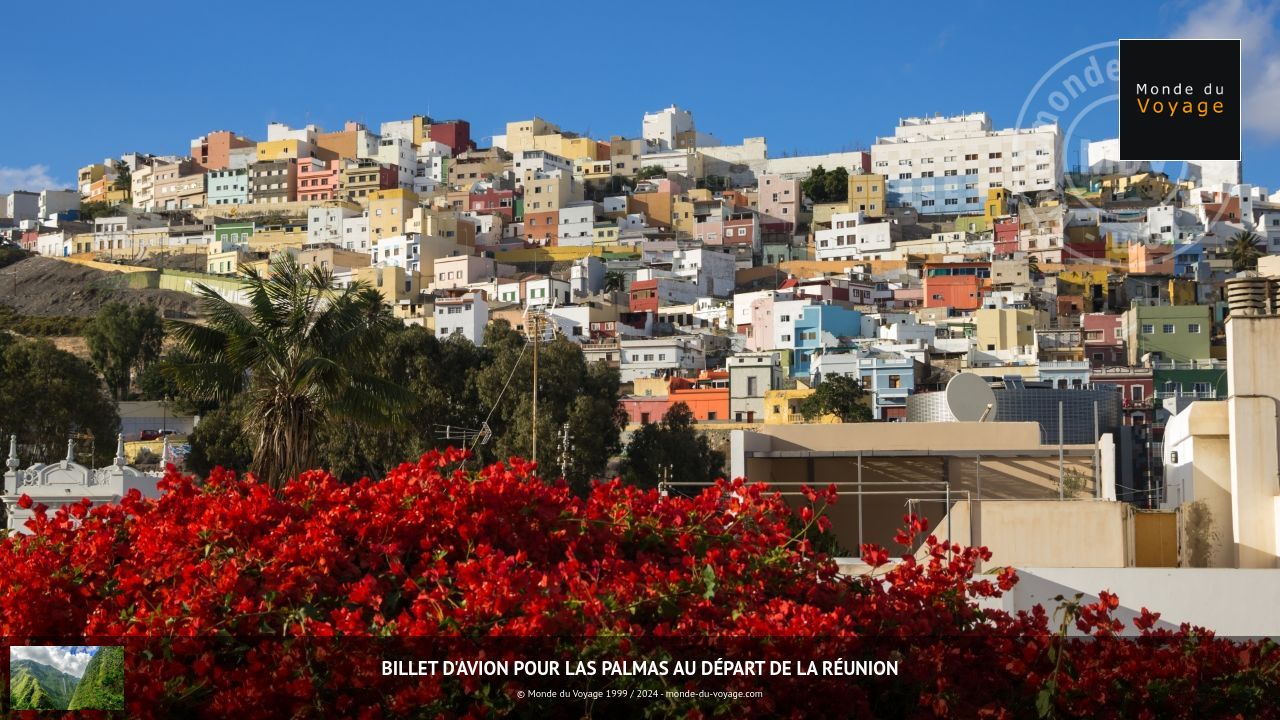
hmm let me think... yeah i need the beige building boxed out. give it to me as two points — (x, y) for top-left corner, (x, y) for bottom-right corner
(368, 189), (419, 241)
(522, 169), (582, 214)
(151, 159), (207, 210)
(974, 308), (1044, 353)
(448, 148), (509, 191)
(503, 117), (562, 156)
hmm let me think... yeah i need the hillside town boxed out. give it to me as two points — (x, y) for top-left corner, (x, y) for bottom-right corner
(3, 104), (1280, 582)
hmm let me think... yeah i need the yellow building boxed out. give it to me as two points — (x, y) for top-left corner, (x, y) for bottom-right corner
(984, 188), (1012, 220)
(846, 173), (886, 217)
(763, 384), (840, 425)
(248, 223), (308, 254)
(256, 139), (312, 162)
(974, 308), (1042, 352)
(1099, 172), (1175, 202)
(78, 163), (109, 196)
(593, 223), (620, 245)
(354, 264), (424, 306)
(368, 188), (419, 241)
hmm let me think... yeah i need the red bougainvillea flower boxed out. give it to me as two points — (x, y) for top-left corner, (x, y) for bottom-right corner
(0, 449), (1275, 719)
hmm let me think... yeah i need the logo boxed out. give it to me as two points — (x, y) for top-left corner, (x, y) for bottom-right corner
(1120, 39), (1241, 161)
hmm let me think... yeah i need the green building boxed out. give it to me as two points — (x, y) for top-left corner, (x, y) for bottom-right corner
(213, 221), (254, 248)
(1123, 305), (1212, 365)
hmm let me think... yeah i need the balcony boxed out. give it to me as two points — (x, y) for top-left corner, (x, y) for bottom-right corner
(1151, 359), (1225, 371)
(1153, 388), (1219, 400)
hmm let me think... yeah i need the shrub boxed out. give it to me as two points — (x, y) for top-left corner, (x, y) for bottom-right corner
(0, 452), (1276, 718)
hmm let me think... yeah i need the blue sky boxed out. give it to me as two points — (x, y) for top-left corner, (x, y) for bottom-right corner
(3, 0), (1278, 193)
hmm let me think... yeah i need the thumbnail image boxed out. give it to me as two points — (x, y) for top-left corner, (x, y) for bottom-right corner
(9, 646), (124, 711)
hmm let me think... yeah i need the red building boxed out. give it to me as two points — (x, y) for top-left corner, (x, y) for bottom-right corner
(922, 262), (989, 311)
(191, 130), (255, 171)
(1082, 313), (1126, 367)
(429, 120), (472, 156)
(993, 216), (1019, 255)
(470, 188), (516, 220)
(629, 279), (659, 313)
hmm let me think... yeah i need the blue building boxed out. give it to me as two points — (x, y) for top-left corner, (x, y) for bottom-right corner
(810, 350), (918, 420)
(792, 304), (863, 376)
(885, 173), (983, 214)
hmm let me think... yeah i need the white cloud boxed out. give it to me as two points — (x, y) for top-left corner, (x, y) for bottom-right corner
(0, 164), (66, 194)
(10, 645), (100, 678)
(1172, 0), (1280, 139)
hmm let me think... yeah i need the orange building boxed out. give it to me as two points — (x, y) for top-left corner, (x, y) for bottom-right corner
(1128, 242), (1176, 274)
(191, 130), (255, 170)
(922, 261), (989, 310)
(524, 210), (559, 245)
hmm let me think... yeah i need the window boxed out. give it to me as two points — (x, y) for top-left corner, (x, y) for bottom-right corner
(1132, 386), (1144, 402)
(965, 168), (978, 175)
(964, 154), (978, 161)
(989, 167), (1002, 174)
(1194, 382), (1211, 395)
(1188, 323), (1202, 333)
(1162, 324), (1175, 334)
(920, 171), (934, 178)
(707, 412), (717, 421)
(888, 375), (901, 389)
(944, 198), (958, 205)
(944, 169), (957, 176)
(898, 173), (911, 180)
(988, 152), (1002, 159)
(1141, 324), (1154, 334)
(1114, 327), (1123, 339)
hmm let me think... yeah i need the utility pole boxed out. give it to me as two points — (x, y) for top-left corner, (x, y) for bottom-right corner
(530, 309), (541, 467)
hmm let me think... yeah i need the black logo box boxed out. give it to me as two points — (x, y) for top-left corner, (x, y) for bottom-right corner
(1119, 38), (1241, 161)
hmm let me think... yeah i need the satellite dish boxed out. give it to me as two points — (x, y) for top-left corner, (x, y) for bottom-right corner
(945, 373), (997, 422)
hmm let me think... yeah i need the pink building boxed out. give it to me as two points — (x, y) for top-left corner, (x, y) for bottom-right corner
(757, 174), (801, 232)
(745, 296), (776, 351)
(297, 159), (339, 202)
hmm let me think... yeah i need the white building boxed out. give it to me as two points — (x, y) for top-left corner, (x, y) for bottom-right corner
(1085, 139), (1150, 176)
(434, 291), (489, 344)
(671, 247), (736, 298)
(557, 202), (597, 246)
(341, 212), (371, 253)
(4, 191), (38, 222)
(374, 234), (423, 272)
(38, 189), (79, 219)
(814, 215), (899, 261)
(619, 335), (707, 382)
(308, 204), (362, 246)
(642, 105), (697, 151)
(1, 436), (160, 534)
(871, 113), (1061, 215)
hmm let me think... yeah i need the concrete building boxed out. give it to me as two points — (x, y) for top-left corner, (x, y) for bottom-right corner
(3, 191), (38, 222)
(340, 160), (400, 204)
(249, 159), (299, 204)
(728, 351), (783, 423)
(809, 351), (917, 420)
(871, 113), (1061, 215)
(38, 189), (79, 219)
(847, 173), (887, 216)
(619, 336), (707, 382)
(308, 203), (362, 246)
(297, 158), (339, 202)
(434, 291), (489, 344)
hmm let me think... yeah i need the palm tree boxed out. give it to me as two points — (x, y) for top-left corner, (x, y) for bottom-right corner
(165, 254), (409, 488)
(1227, 230), (1265, 272)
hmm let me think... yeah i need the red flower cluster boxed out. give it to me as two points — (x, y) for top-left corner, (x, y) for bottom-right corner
(0, 450), (1276, 718)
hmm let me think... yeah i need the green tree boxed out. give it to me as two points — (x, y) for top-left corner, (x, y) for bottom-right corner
(797, 374), (873, 423)
(1227, 230), (1265, 271)
(165, 254), (408, 488)
(0, 334), (119, 465)
(801, 165), (850, 204)
(319, 326), (484, 481)
(603, 271), (626, 294)
(620, 402), (724, 490)
(77, 201), (119, 223)
(471, 320), (624, 493)
(85, 302), (165, 400)
(184, 399), (255, 476)
(635, 165), (668, 181)
(112, 160), (132, 192)
(67, 646), (125, 711)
